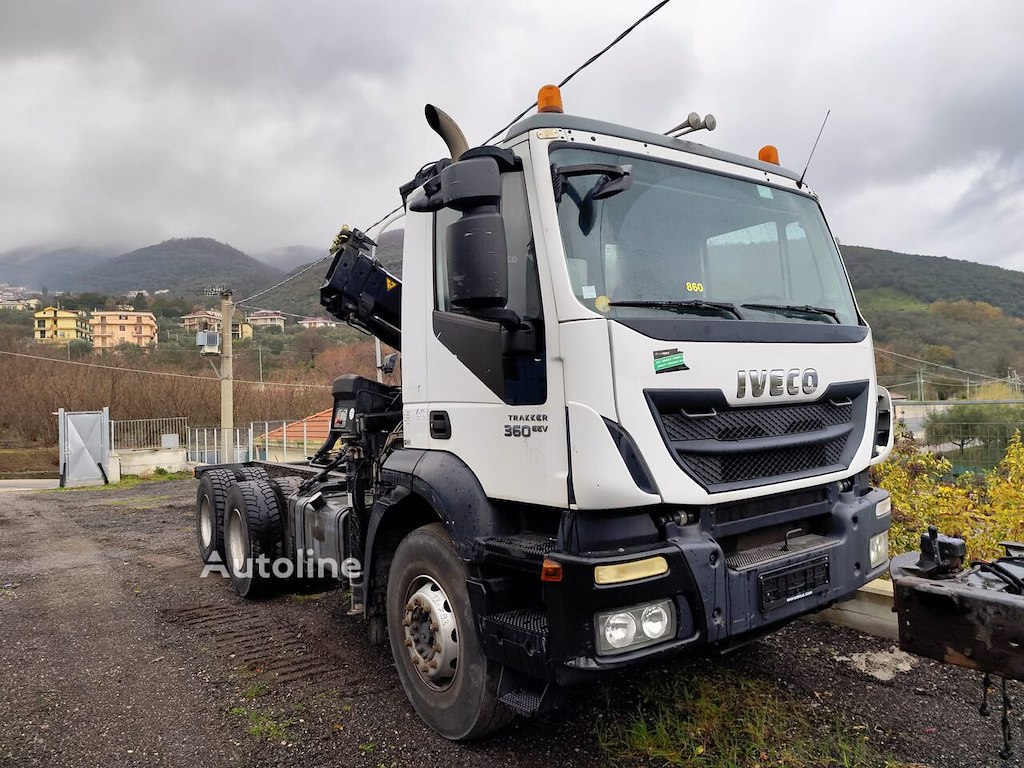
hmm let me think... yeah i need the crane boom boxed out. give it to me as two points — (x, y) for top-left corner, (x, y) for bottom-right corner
(319, 228), (402, 350)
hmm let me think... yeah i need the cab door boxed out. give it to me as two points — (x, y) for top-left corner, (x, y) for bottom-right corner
(421, 142), (569, 509)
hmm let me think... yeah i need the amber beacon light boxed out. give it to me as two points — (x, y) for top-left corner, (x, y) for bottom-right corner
(758, 144), (780, 165)
(537, 84), (564, 113)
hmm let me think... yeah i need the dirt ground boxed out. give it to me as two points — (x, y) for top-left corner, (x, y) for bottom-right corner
(0, 479), (1019, 768)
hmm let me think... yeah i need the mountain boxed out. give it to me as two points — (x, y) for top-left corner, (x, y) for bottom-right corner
(840, 245), (1024, 319)
(252, 245), (326, 273)
(65, 237), (282, 296)
(252, 229), (404, 318)
(0, 245), (119, 291)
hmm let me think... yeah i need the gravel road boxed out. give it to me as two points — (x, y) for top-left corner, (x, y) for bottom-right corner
(0, 479), (1019, 768)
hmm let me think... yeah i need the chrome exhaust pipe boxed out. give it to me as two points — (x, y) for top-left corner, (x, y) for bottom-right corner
(424, 104), (469, 161)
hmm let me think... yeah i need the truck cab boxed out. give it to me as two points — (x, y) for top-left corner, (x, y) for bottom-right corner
(199, 89), (894, 740)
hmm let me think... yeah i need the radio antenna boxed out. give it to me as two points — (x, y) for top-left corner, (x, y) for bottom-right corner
(797, 109), (830, 189)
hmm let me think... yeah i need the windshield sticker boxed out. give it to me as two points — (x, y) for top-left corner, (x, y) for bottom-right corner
(653, 348), (689, 374)
(756, 185), (774, 199)
(582, 285), (597, 299)
(685, 281), (705, 293)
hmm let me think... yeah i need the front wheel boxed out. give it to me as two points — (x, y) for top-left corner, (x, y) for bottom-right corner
(386, 523), (514, 740)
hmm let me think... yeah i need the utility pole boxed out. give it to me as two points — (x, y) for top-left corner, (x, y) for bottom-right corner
(258, 344), (264, 386)
(917, 369), (924, 401)
(221, 290), (234, 462)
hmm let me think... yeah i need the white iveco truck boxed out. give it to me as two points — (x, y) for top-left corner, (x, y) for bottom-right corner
(194, 85), (895, 740)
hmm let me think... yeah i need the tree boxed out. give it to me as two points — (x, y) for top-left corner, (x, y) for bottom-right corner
(68, 339), (93, 359)
(925, 403), (1024, 457)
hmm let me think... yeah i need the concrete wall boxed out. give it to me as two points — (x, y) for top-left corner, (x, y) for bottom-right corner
(111, 448), (189, 477)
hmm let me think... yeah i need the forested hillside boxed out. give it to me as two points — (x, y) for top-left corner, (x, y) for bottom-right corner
(258, 229), (403, 318)
(841, 245), (1024, 318)
(65, 237), (282, 296)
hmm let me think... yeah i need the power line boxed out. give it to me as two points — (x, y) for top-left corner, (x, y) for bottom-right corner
(235, 203), (406, 307)
(483, 0), (674, 144)
(0, 349), (329, 389)
(236, 255), (332, 305)
(874, 347), (1004, 382)
(241, 3), (673, 309)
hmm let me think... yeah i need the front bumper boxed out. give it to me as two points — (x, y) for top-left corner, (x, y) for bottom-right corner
(486, 486), (890, 685)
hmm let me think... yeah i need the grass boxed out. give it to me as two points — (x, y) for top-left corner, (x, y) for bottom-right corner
(229, 706), (297, 741)
(53, 470), (192, 492)
(242, 682), (268, 700)
(0, 446), (58, 477)
(597, 667), (896, 768)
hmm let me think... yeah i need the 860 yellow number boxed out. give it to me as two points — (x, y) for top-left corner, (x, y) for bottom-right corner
(685, 281), (704, 292)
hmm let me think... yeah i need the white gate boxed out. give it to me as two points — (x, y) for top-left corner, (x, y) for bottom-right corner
(57, 407), (111, 487)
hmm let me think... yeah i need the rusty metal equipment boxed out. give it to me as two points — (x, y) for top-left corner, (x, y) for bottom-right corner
(891, 529), (1024, 760)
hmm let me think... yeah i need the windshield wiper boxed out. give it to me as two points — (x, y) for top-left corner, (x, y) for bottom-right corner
(741, 303), (839, 323)
(608, 299), (742, 319)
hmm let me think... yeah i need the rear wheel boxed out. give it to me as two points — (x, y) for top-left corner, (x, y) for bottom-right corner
(223, 480), (285, 599)
(195, 468), (235, 563)
(235, 466), (271, 484)
(386, 523), (514, 740)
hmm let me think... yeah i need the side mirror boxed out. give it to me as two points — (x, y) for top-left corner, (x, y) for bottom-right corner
(442, 157), (509, 311)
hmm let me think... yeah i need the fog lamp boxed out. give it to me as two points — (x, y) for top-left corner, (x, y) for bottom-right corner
(869, 531), (889, 569)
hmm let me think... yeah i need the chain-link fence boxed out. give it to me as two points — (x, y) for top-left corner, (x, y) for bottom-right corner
(894, 400), (1024, 474)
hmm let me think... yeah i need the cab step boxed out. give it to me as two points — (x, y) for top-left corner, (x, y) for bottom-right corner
(481, 533), (556, 569)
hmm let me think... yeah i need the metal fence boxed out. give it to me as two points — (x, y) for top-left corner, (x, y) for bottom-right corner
(111, 417), (188, 451)
(186, 421), (316, 465)
(894, 400), (1024, 474)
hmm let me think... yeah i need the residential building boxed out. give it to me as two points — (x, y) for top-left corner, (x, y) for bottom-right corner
(298, 317), (336, 329)
(246, 309), (286, 331)
(90, 310), (159, 350)
(0, 297), (40, 311)
(34, 306), (91, 343)
(181, 309), (222, 333)
(180, 309), (252, 340)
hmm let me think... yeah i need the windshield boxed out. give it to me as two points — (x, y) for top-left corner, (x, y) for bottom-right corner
(551, 146), (860, 326)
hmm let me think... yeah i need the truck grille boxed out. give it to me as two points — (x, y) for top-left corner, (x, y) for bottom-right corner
(646, 382), (868, 491)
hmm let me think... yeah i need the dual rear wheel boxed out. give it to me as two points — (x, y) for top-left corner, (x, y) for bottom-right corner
(194, 473), (513, 739)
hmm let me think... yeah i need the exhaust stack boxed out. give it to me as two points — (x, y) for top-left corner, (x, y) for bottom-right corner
(424, 104), (469, 161)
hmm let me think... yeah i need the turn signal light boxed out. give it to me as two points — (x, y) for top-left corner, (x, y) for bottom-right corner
(540, 558), (563, 582)
(538, 84), (563, 114)
(594, 556), (669, 585)
(758, 145), (780, 165)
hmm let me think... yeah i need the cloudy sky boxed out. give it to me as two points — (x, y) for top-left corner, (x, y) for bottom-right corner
(2, 1), (1023, 268)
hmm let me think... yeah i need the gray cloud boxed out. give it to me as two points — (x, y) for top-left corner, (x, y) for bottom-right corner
(1, 0), (1023, 271)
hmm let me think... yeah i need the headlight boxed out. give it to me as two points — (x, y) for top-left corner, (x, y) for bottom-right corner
(602, 612), (637, 649)
(869, 531), (889, 568)
(596, 599), (676, 655)
(641, 605), (670, 639)
(875, 497), (891, 518)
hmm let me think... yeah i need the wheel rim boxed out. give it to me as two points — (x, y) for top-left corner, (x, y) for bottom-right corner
(199, 495), (213, 548)
(226, 508), (246, 573)
(402, 575), (459, 691)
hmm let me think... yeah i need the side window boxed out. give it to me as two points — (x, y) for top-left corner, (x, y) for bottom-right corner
(434, 173), (541, 321)
(432, 171), (546, 405)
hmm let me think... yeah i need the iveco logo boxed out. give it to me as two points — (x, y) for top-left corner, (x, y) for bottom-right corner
(737, 368), (818, 398)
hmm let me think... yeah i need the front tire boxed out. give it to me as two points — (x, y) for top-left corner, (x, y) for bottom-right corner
(223, 480), (285, 599)
(386, 523), (514, 740)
